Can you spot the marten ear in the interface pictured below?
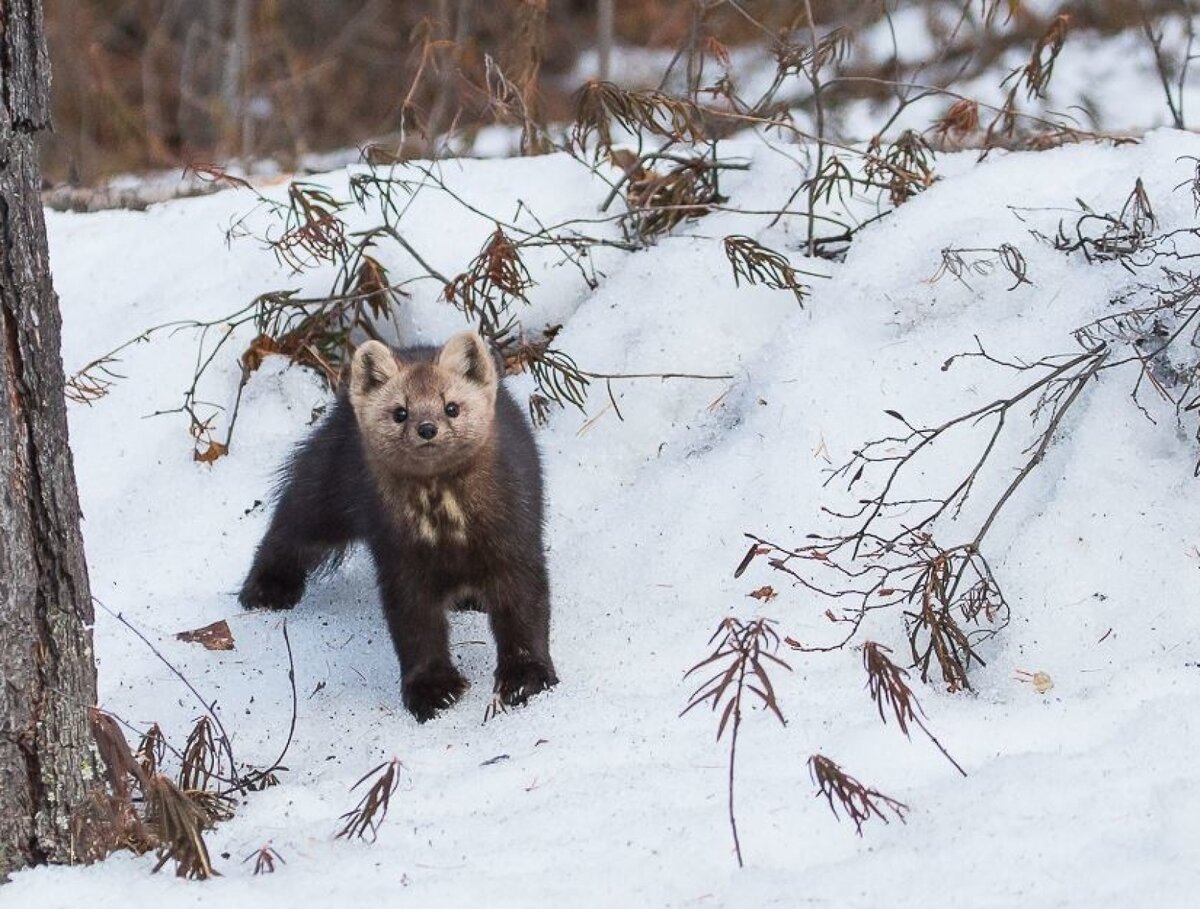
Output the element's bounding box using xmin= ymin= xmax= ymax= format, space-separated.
xmin=437 ymin=332 xmax=498 ymax=389
xmin=350 ymin=340 xmax=400 ymax=398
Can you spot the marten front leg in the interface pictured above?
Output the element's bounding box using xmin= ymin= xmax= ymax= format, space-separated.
xmin=240 ymin=493 xmax=355 ymax=609
xmin=488 ymin=569 xmax=558 ymax=707
xmin=375 ymin=560 xmax=468 ymax=722
xmin=240 ymin=520 xmax=338 ymax=610
xmin=240 ymin=414 xmax=358 ymax=611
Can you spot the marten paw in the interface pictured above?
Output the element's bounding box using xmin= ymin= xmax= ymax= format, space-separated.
xmin=402 ymin=665 xmax=469 ymax=723
xmin=494 ymin=658 xmax=558 ymax=707
xmin=238 ymin=566 xmax=305 ymax=611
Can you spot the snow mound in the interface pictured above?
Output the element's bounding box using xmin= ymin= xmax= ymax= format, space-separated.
xmin=7 ymin=131 xmax=1200 ymax=908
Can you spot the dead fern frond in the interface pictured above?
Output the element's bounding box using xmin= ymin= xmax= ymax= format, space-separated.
xmin=803 ymin=154 xmax=859 ymax=208
xmin=185 ymin=162 xmax=255 ymax=193
xmin=771 ymin=29 xmax=851 ymax=79
xmin=186 ymin=789 xmax=236 ymax=824
xmin=808 ymin=754 xmax=908 ymax=835
xmin=986 ymin=14 xmax=1071 ymax=147
xmin=525 ymin=346 xmax=590 ymax=416
xmin=336 ymin=759 xmax=405 ymax=843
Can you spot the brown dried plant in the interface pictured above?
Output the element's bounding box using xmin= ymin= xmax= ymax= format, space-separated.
xmin=903 ymin=542 xmax=1004 ymax=693
xmin=443 ymin=228 xmax=535 ymax=337
xmin=85 ymin=606 xmax=304 ymax=878
xmin=571 ymin=81 xmax=709 ymax=156
xmin=496 ymin=326 xmax=591 ymax=422
xmin=179 ymin=716 xmax=222 ymax=794
xmin=174 ymin=716 xmax=237 ymax=824
xmin=87 ymin=712 xmax=225 ymax=878
xmin=933 ymin=99 xmax=981 ymax=143
xmin=808 ymin=754 xmax=908 ymax=835
xmin=72 ymin=710 xmax=158 ymax=863
xmin=761 ymin=529 xmax=1010 ymax=694
xmin=1054 ymin=178 xmax=1161 ymax=264
xmin=336 ymin=759 xmax=405 ymax=843
xmin=861 ymin=641 xmax=966 ymax=776
xmin=271 ymin=182 xmax=349 ymax=272
xmin=623 ymin=156 xmax=724 ymax=240
xmin=65 ymin=353 xmax=124 ymax=405
xmin=145 ymin=774 xmax=220 ymax=880
xmin=865 ymin=131 xmax=936 ymax=208
xmin=70 ymin=785 xmax=157 ymax=865
xmin=1019 ymin=14 xmax=1071 ymax=101
xmin=682 ymin=617 xmax=791 ymax=867
xmin=723 ymin=236 xmax=812 ymax=306
xmin=748 ymin=165 xmax=1200 ymax=694
xmin=986 ymin=14 xmax=1071 ymax=147
xmin=933 ymin=244 xmax=1031 ymax=291
xmin=91 ymin=708 xmax=151 ymax=799
xmin=244 ymin=845 xmax=287 ymax=875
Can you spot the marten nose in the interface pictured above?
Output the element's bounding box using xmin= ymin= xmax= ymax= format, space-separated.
xmin=417 ymin=422 xmax=438 ymax=440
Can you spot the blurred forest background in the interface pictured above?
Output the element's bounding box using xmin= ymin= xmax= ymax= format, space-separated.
xmin=40 ymin=0 xmax=1196 ymax=186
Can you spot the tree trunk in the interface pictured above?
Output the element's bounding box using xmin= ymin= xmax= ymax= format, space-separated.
xmin=597 ymin=0 xmax=614 ymax=82
xmin=0 ymin=0 xmax=99 ymax=879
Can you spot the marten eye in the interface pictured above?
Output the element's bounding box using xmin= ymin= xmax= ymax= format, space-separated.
xmin=392 ymin=406 xmax=408 ymax=423
xmin=444 ymin=402 xmax=460 ymax=418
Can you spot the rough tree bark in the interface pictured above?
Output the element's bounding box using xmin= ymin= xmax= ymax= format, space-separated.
xmin=0 ymin=0 xmax=99 ymax=879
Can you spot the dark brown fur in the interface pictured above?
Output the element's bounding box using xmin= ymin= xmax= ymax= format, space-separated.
xmin=239 ymin=332 xmax=557 ymax=722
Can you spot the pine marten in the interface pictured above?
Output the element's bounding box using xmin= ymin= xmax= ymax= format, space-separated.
xmin=239 ymin=331 xmax=557 ymax=722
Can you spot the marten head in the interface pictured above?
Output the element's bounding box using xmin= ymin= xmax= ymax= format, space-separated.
xmin=349 ymin=332 xmax=499 ymax=479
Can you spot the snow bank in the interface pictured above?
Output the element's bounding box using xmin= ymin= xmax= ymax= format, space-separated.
xmin=6 ymin=131 xmax=1200 ymax=908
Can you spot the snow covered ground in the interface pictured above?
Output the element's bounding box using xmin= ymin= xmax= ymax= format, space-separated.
xmin=5 ymin=129 xmax=1200 ymax=907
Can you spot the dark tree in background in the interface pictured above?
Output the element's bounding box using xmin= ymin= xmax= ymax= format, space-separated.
xmin=0 ymin=0 xmax=99 ymax=878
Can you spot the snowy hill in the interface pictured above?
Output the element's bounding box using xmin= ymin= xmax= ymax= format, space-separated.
xmin=6 ymin=130 xmax=1200 ymax=908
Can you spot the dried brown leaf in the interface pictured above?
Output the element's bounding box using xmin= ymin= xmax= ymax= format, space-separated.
xmin=176 ymin=620 xmax=236 ymax=652
xmin=193 ymin=441 xmax=228 ymax=464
